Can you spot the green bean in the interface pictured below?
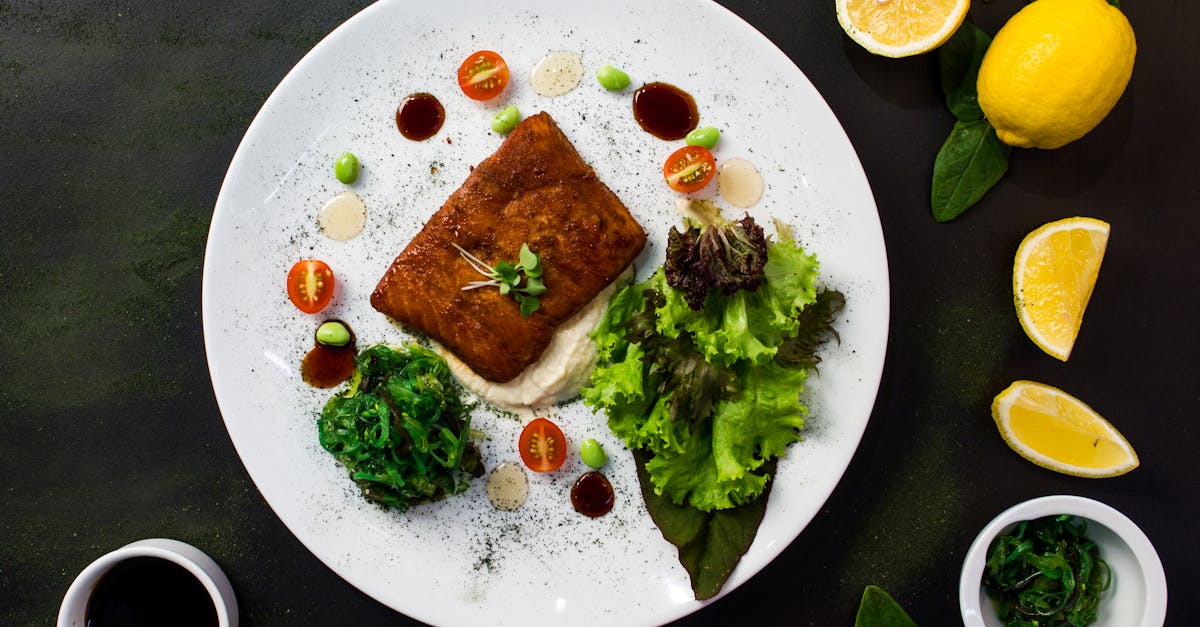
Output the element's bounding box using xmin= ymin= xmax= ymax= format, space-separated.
xmin=315 ymin=321 xmax=351 ymax=346
xmin=685 ymin=126 xmax=721 ymax=149
xmin=491 ymin=105 xmax=521 ymax=134
xmin=580 ymin=438 xmax=607 ymax=469
xmin=596 ymin=64 xmax=631 ymax=91
xmin=334 ymin=152 xmax=360 ymax=184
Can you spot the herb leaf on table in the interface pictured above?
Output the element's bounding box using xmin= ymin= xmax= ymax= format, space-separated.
xmin=931 ymin=119 xmax=1013 ymax=222
xmin=940 ymin=21 xmax=992 ymax=122
xmin=930 ymin=20 xmax=1012 ymax=222
xmin=854 ymin=585 xmax=919 ymax=627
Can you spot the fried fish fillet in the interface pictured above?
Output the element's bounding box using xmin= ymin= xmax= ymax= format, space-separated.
xmin=370 ymin=112 xmax=646 ymax=382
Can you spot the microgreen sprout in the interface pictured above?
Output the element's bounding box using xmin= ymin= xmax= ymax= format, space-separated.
xmin=453 ymin=242 xmax=546 ymax=317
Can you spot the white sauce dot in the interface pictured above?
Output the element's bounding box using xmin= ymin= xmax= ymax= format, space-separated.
xmin=317 ymin=191 xmax=367 ymax=241
xmin=530 ymin=51 xmax=584 ymax=98
xmin=717 ymin=158 xmax=765 ymax=208
xmin=486 ymin=462 xmax=529 ymax=511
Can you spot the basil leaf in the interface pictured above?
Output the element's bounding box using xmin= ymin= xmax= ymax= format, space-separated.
xmin=931 ymin=119 xmax=1012 ymax=222
xmin=1108 ymin=0 xmax=1120 ymax=7
xmin=634 ymin=449 xmax=771 ymax=600
xmin=854 ymin=585 xmax=919 ymax=627
xmin=939 ymin=21 xmax=992 ymax=121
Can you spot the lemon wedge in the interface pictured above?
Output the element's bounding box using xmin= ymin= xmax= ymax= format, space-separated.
xmin=992 ymin=380 xmax=1138 ymax=478
xmin=1013 ymin=217 xmax=1109 ymax=361
xmin=836 ymin=0 xmax=970 ymax=58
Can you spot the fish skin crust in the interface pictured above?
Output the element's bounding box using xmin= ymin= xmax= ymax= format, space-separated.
xmin=370 ymin=112 xmax=646 ymax=382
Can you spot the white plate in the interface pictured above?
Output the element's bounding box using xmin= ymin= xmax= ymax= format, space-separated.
xmin=202 ymin=1 xmax=889 ymax=625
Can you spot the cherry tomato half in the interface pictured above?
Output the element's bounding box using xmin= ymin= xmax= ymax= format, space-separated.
xmin=663 ymin=145 xmax=717 ymax=193
xmin=286 ymin=259 xmax=335 ymax=314
xmin=518 ymin=418 xmax=567 ymax=472
xmin=457 ymin=50 xmax=510 ymax=101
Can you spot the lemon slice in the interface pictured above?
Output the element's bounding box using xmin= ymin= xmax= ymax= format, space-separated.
xmin=1013 ymin=217 xmax=1109 ymax=361
xmin=836 ymin=0 xmax=971 ymax=58
xmin=992 ymin=380 xmax=1138 ymax=478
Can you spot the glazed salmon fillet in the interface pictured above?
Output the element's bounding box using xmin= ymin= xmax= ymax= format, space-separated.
xmin=370 ymin=112 xmax=646 ymax=382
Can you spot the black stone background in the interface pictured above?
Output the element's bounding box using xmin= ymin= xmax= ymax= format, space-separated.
xmin=1 ymin=1 xmax=1196 ymax=625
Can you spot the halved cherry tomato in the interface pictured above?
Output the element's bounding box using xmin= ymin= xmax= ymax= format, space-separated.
xmin=518 ymin=418 xmax=567 ymax=472
xmin=457 ymin=50 xmax=510 ymax=101
xmin=663 ymin=145 xmax=716 ymax=193
xmin=286 ymin=259 xmax=335 ymax=314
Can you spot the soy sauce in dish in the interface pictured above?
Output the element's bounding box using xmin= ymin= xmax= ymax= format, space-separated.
xmin=84 ymin=556 xmax=217 ymax=627
xmin=301 ymin=321 xmax=356 ymax=388
xmin=396 ymin=93 xmax=445 ymax=141
xmin=571 ymin=471 xmax=615 ymax=517
xmin=632 ymin=82 xmax=699 ymax=140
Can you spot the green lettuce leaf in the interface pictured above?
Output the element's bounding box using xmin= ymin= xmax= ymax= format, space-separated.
xmin=635 ymin=449 xmax=773 ymax=600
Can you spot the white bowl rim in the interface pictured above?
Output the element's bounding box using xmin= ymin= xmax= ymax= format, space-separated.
xmin=959 ymin=494 xmax=1167 ymax=627
xmin=57 ymin=538 xmax=238 ymax=627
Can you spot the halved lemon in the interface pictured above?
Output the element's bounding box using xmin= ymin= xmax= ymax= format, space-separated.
xmin=992 ymin=380 xmax=1138 ymax=478
xmin=1013 ymin=217 xmax=1109 ymax=361
xmin=836 ymin=0 xmax=971 ymax=58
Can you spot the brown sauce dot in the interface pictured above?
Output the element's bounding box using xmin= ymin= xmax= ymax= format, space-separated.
xmin=632 ymin=82 xmax=699 ymax=140
xmin=301 ymin=321 xmax=356 ymax=388
xmin=571 ymin=471 xmax=615 ymax=518
xmin=396 ymin=93 xmax=445 ymax=141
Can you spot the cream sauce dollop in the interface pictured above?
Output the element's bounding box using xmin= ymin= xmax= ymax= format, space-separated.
xmin=529 ymin=51 xmax=585 ymax=97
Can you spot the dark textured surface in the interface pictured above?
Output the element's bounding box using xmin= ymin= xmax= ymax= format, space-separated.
xmin=1 ymin=1 xmax=1196 ymax=625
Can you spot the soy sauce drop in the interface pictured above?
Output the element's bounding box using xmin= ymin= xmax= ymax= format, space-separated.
xmin=632 ymin=82 xmax=699 ymax=140
xmin=396 ymin=93 xmax=445 ymax=141
xmin=301 ymin=320 xmax=356 ymax=388
xmin=571 ymin=471 xmax=615 ymax=518
xmin=84 ymin=557 xmax=218 ymax=627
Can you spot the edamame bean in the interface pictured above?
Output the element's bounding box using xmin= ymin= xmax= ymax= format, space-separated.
xmin=490 ymin=105 xmax=521 ymax=134
xmin=685 ymin=126 xmax=721 ymax=149
xmin=580 ymin=438 xmax=607 ymax=469
xmin=334 ymin=152 xmax=360 ymax=184
xmin=315 ymin=321 xmax=351 ymax=346
xmin=596 ymin=64 xmax=631 ymax=91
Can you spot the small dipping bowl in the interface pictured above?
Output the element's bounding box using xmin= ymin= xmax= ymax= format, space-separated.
xmin=960 ymin=495 xmax=1167 ymax=627
xmin=58 ymin=538 xmax=238 ymax=627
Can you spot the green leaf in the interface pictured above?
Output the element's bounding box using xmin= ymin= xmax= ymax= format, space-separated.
xmin=494 ymin=261 xmax=519 ymax=286
xmin=517 ymin=294 xmax=539 ymax=317
xmin=931 ymin=118 xmax=1012 ymax=222
xmin=519 ymin=275 xmax=547 ymax=296
xmin=634 ymin=449 xmax=771 ymax=600
xmin=855 ymin=586 xmax=918 ymax=627
xmin=939 ymin=21 xmax=992 ymax=121
xmin=518 ymin=243 xmax=542 ymax=277
xmin=1107 ymin=0 xmax=1120 ymax=7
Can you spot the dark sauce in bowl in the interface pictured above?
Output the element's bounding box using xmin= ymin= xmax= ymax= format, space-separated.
xmin=84 ymin=557 xmax=217 ymax=627
xmin=571 ymin=471 xmax=615 ymax=518
xmin=396 ymin=93 xmax=445 ymax=141
xmin=632 ymin=82 xmax=699 ymax=140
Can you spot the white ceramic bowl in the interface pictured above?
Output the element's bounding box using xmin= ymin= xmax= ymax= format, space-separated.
xmin=960 ymin=495 xmax=1167 ymax=627
xmin=58 ymin=538 xmax=238 ymax=627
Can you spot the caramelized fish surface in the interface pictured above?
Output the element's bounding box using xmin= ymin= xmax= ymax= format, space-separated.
xmin=371 ymin=112 xmax=646 ymax=382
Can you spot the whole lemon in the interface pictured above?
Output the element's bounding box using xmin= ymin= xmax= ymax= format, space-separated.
xmin=977 ymin=0 xmax=1135 ymax=149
